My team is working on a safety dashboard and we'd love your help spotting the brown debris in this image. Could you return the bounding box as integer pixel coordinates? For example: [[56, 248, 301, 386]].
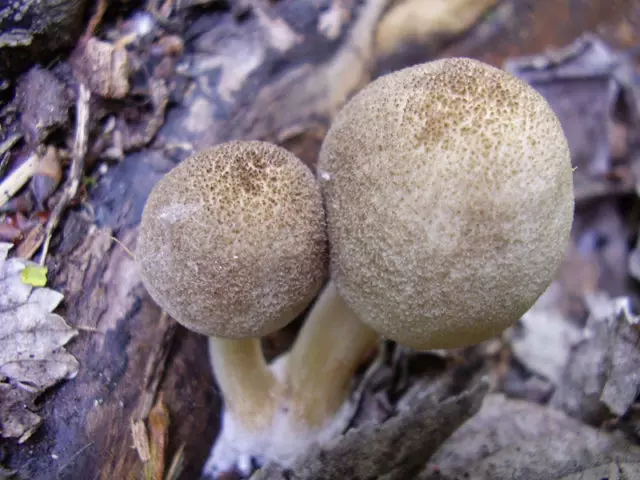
[[31, 146, 63, 210], [121, 79, 169, 151], [0, 222, 23, 243], [71, 38, 130, 99], [14, 220, 45, 260], [145, 397, 170, 480], [15, 68, 72, 145], [154, 35, 185, 58]]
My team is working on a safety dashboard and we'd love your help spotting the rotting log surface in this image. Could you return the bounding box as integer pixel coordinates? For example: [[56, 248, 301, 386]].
[[4, 0, 637, 479]]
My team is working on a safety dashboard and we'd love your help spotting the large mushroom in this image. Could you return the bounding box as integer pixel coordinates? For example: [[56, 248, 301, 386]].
[[135, 140, 328, 472], [284, 56, 574, 446]]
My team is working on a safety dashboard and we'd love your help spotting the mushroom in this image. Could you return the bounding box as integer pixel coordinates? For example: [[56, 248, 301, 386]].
[[138, 57, 575, 474], [284, 56, 574, 440], [135, 140, 328, 472]]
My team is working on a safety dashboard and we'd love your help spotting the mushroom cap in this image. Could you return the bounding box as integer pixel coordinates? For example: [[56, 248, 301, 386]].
[[137, 141, 328, 338], [318, 58, 574, 350]]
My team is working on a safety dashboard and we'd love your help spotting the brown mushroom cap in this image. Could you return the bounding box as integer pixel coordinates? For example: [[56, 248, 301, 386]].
[[137, 141, 328, 338], [318, 58, 574, 350]]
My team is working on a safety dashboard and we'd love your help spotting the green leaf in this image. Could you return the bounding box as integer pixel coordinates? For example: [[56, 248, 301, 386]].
[[20, 265, 48, 287]]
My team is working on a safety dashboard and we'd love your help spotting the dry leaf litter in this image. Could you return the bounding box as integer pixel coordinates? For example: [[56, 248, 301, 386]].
[[0, 242, 78, 443]]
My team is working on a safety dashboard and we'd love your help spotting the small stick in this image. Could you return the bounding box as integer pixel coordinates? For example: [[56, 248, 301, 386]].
[[39, 84, 91, 266], [83, 0, 110, 41], [56, 442, 95, 478], [111, 235, 136, 260], [0, 133, 22, 158], [164, 443, 185, 480], [0, 153, 39, 209]]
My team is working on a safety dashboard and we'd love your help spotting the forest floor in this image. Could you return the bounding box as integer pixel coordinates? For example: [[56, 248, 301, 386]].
[[1, 0, 640, 479]]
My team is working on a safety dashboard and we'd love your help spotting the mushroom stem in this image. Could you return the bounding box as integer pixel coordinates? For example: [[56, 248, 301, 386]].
[[208, 337, 278, 429], [284, 281, 379, 427]]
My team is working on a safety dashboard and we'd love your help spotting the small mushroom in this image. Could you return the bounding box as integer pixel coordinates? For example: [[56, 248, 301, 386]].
[[286, 57, 574, 441], [135, 140, 328, 472]]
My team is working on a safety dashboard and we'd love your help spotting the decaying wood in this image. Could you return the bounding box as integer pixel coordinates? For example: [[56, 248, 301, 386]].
[[3, 0, 638, 479]]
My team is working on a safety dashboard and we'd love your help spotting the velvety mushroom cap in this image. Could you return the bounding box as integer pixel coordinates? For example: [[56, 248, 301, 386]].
[[318, 58, 574, 350], [137, 141, 328, 338]]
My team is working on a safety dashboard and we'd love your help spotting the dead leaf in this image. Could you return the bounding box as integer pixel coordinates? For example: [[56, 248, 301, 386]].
[[597, 298, 640, 417], [424, 394, 640, 480], [0, 242, 79, 442], [549, 293, 640, 422], [509, 284, 583, 384], [504, 34, 640, 202]]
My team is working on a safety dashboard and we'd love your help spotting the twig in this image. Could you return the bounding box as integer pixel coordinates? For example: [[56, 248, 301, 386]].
[[0, 133, 22, 158], [111, 235, 136, 260], [39, 83, 91, 266], [14, 222, 45, 260], [165, 443, 185, 480], [56, 442, 95, 478], [159, 0, 176, 18], [83, 0, 110, 41], [0, 153, 39, 209]]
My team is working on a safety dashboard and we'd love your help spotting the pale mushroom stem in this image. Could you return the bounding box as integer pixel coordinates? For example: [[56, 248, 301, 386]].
[[284, 281, 380, 427], [208, 337, 279, 429]]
